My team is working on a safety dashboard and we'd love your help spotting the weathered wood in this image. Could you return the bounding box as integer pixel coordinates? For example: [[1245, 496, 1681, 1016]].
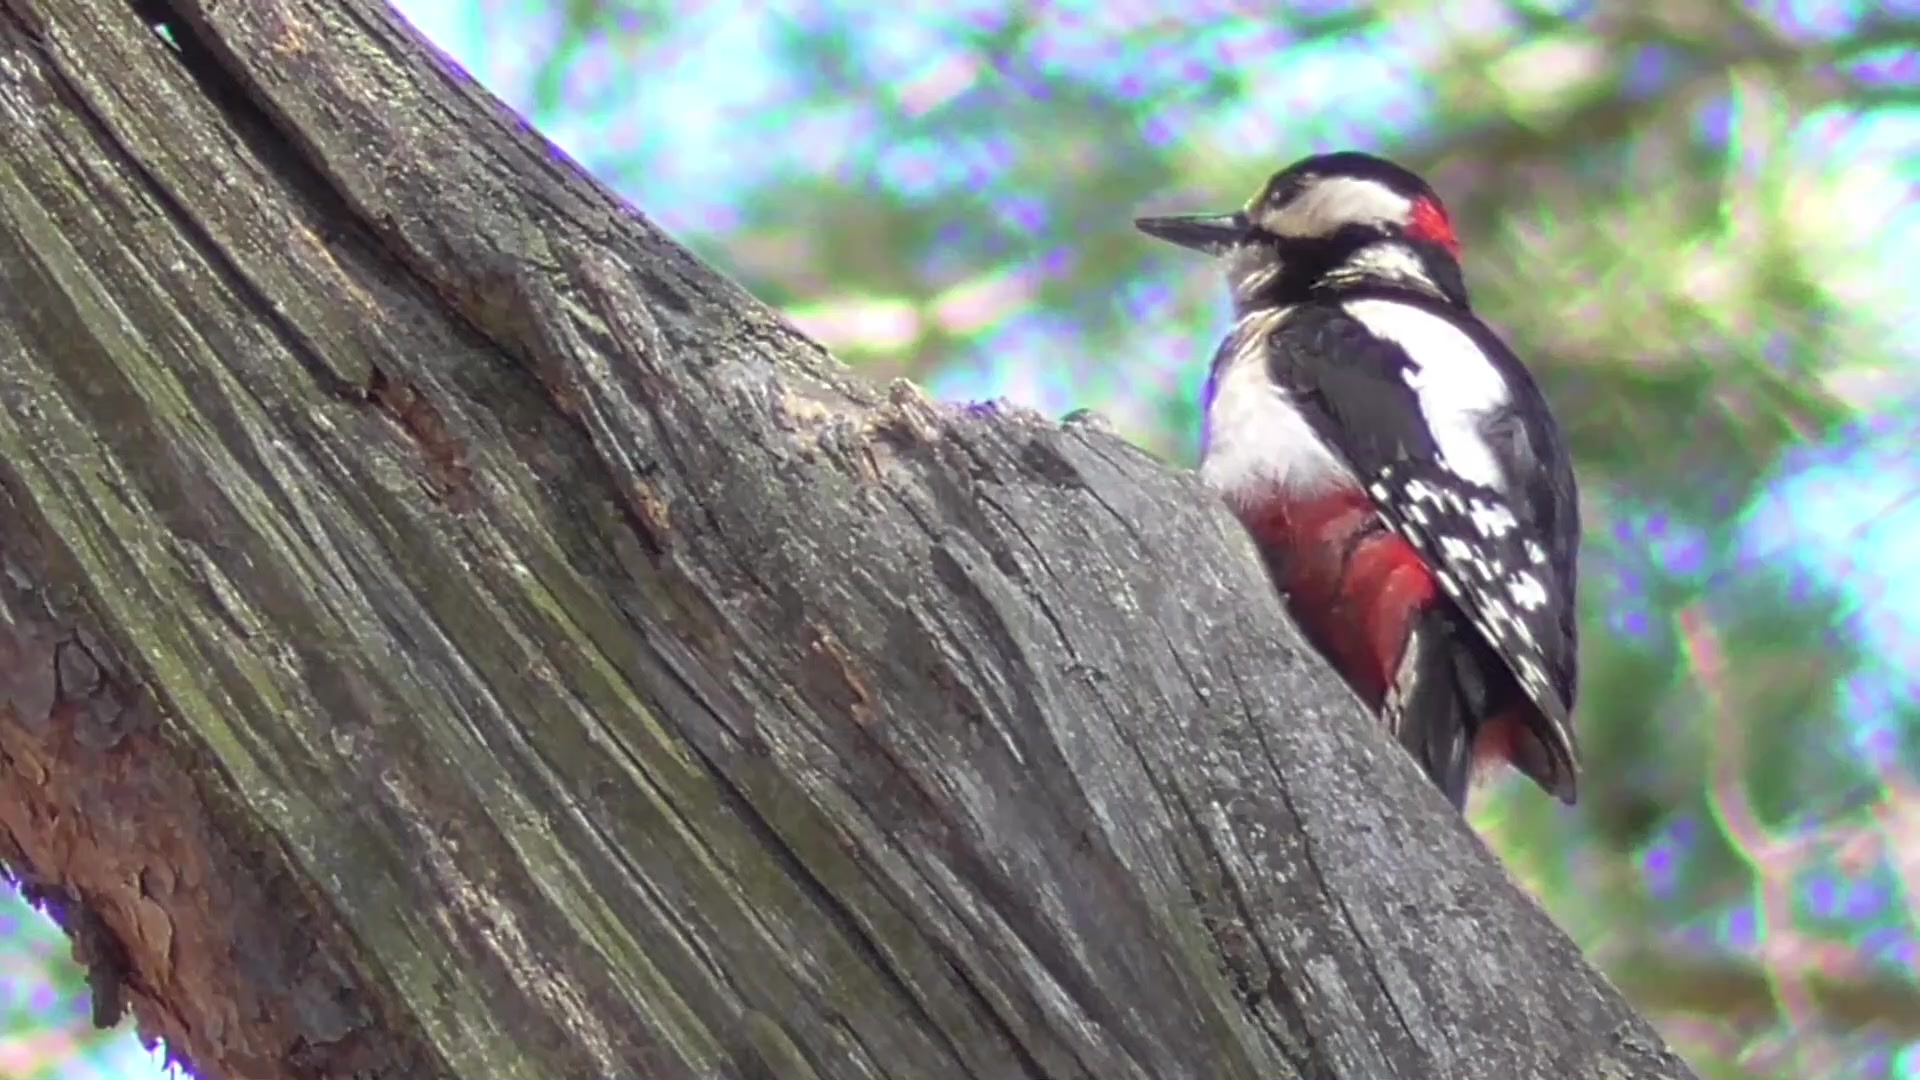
[[0, 1, 1698, 1078]]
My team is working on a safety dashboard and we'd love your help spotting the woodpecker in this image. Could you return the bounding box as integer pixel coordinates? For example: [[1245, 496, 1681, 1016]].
[[1136, 151, 1581, 809]]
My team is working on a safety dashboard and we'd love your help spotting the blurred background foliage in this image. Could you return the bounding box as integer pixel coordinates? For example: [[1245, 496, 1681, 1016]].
[[5, 1, 1919, 1078]]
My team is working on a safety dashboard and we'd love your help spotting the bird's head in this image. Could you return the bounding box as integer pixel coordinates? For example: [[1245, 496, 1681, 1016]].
[[1135, 151, 1468, 310]]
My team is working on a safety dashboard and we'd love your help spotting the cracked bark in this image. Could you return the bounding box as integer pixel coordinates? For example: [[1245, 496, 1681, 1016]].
[[0, 1, 1699, 1078]]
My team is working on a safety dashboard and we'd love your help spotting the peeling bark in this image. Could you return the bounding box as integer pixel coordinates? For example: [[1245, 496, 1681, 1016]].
[[0, 1, 1699, 1078]]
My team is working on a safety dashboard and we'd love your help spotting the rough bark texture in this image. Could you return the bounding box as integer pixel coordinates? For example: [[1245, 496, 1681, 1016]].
[[0, 2, 1699, 1079]]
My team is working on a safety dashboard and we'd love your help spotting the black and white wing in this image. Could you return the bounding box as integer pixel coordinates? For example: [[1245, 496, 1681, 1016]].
[[1264, 295, 1582, 778]]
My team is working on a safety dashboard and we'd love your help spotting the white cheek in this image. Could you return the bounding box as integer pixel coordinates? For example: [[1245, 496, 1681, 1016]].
[[1341, 243, 1432, 283], [1200, 315, 1354, 504]]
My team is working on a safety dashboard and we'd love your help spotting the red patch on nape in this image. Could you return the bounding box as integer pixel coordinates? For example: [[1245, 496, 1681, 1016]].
[[1409, 197, 1460, 257]]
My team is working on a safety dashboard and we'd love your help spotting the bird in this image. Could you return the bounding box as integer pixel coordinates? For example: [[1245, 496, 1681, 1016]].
[[1135, 150, 1581, 809]]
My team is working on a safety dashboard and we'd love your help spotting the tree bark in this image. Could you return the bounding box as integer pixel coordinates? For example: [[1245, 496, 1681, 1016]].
[[0, 2, 1698, 1078]]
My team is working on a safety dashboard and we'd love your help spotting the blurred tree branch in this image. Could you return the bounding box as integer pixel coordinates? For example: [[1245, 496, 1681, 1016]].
[[1416, 6, 1913, 181], [1610, 944, 1920, 1034], [0, 1, 1711, 1078]]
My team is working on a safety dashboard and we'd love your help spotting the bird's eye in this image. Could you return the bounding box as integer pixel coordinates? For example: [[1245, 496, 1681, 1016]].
[[1269, 175, 1313, 207]]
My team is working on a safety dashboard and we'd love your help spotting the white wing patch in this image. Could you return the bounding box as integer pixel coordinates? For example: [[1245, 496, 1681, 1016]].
[[1509, 572, 1548, 611], [1199, 308, 1355, 505], [1343, 299, 1511, 490], [1368, 461, 1567, 722], [1468, 498, 1517, 539]]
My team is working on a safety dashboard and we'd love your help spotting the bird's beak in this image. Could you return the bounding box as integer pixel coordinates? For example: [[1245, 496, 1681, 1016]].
[[1133, 210, 1249, 256]]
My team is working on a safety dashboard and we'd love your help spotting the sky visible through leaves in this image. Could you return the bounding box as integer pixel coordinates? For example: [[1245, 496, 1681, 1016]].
[[4, 3, 1919, 1079]]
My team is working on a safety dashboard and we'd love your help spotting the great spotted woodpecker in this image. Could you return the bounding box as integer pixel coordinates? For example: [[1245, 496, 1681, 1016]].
[[1136, 151, 1581, 809]]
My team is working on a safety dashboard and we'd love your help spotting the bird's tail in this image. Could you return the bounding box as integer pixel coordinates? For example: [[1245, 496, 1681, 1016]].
[[1382, 605, 1512, 809]]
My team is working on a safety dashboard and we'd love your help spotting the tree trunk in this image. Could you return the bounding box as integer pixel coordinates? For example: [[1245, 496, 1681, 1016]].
[[0, 2, 1697, 1078]]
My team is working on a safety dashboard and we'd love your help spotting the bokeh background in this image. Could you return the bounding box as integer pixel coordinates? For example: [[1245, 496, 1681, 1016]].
[[5, 2, 1919, 1077]]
